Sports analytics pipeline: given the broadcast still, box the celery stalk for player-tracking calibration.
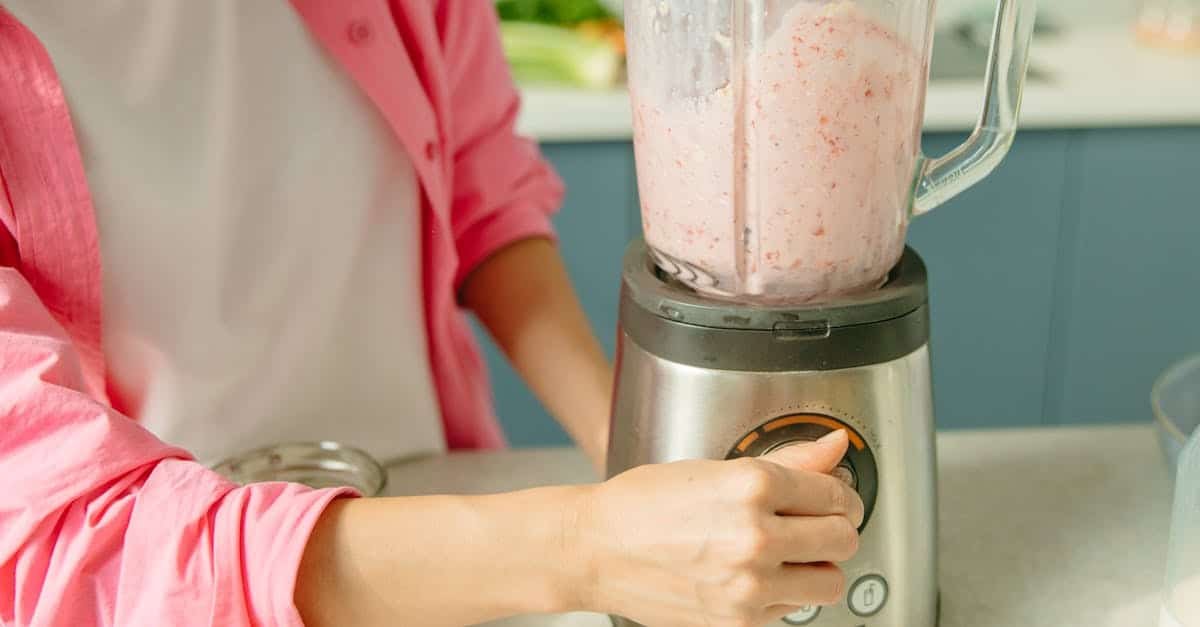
[499,21,621,89]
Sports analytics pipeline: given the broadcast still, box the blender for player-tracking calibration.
[607,1,1037,626]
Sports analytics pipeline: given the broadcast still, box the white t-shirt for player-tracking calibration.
[6,1,446,464]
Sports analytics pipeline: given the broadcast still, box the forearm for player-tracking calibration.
[462,238,612,467]
[295,485,591,627]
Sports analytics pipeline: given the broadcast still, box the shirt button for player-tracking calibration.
[424,141,439,161]
[347,19,373,45]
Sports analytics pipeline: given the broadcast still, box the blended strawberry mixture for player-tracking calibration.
[633,1,926,303]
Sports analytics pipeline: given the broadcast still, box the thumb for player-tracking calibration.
[762,429,850,473]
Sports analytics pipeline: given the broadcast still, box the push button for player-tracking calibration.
[832,461,858,490]
[848,574,888,617]
[347,19,373,45]
[781,605,820,625]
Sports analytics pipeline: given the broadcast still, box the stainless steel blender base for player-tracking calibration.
[608,591,941,627]
[605,242,939,627]
[607,339,939,627]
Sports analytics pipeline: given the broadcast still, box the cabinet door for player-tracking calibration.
[472,143,635,446]
[1049,127,1200,425]
[908,132,1069,429]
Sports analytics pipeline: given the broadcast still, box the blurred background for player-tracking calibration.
[481,0,1200,447]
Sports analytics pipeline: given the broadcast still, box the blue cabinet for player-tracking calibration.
[476,128,1200,446]
[908,132,1070,429]
[1048,128,1200,425]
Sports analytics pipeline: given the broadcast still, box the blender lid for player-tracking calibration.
[619,240,931,372]
[622,239,928,332]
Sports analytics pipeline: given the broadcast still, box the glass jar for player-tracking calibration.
[212,441,387,496]
[626,0,1037,304]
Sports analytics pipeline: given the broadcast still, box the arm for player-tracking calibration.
[0,15,355,620]
[0,261,353,626]
[463,238,612,467]
[295,485,587,627]
[295,432,862,627]
[438,2,611,466]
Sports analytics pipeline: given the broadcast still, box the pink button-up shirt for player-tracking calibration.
[0,2,564,625]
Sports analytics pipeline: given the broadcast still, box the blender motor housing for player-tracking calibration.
[607,240,939,627]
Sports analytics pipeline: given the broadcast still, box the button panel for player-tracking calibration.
[832,461,858,489]
[781,605,820,625]
[848,574,889,617]
[726,413,878,531]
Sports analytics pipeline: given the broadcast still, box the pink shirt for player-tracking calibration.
[0,1,564,625]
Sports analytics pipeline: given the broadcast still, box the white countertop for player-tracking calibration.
[515,24,1200,142]
[384,424,1173,627]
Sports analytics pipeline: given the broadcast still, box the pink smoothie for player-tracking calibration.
[633,1,925,303]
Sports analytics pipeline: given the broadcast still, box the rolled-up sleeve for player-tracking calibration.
[438,2,566,291]
[0,263,356,627]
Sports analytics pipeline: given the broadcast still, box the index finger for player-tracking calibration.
[774,470,865,527]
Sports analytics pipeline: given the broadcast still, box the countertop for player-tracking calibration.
[515,23,1200,142]
[384,424,1174,627]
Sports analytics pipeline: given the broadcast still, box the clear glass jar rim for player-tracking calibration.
[1153,353,1200,445]
[211,440,387,496]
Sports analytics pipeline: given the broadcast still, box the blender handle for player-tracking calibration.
[912,0,1039,216]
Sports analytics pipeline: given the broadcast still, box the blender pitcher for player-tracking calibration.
[627,0,1038,303]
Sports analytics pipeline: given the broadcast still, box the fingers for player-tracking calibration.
[769,514,860,564]
[763,605,805,625]
[713,563,847,623]
[759,431,863,522]
[762,603,830,626]
[762,429,849,473]
[768,562,847,607]
[770,468,865,526]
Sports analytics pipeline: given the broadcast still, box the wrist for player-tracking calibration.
[473,485,601,616]
[550,484,601,614]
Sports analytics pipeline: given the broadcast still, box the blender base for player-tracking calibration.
[604,242,940,627]
[606,591,942,627]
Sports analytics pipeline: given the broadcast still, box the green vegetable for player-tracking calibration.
[499,21,621,89]
[495,0,611,25]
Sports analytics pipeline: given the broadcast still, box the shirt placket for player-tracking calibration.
[292,0,448,214]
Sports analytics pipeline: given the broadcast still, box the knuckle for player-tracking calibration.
[831,518,861,561]
[820,566,847,604]
[849,490,866,526]
[727,572,767,607]
[735,525,772,562]
[734,460,775,505]
[826,477,849,514]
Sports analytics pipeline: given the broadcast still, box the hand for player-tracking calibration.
[575,430,863,627]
